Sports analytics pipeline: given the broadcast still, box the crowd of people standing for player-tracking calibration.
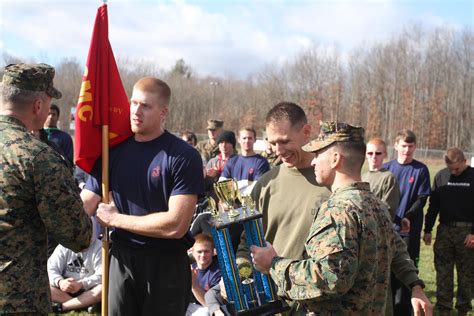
[1,62,473,316]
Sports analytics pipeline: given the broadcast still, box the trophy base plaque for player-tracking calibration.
[230,299,289,316]
[210,204,289,315]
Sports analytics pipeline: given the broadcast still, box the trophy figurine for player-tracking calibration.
[214,179,240,218]
[240,194,255,215]
[207,181,288,315]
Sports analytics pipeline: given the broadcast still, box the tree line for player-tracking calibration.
[2,24,472,153]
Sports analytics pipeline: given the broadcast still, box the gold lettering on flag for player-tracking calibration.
[78,66,94,122]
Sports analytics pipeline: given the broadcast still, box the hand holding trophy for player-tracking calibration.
[207,179,287,315]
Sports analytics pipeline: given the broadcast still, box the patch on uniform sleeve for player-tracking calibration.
[305,215,344,263]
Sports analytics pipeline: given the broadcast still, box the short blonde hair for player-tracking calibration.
[133,77,171,106]
[367,137,387,151]
[194,233,214,249]
[239,127,256,138]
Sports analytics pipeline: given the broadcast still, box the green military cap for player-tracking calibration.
[2,63,62,99]
[207,119,224,130]
[302,121,365,153]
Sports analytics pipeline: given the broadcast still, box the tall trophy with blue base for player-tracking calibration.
[209,179,289,315]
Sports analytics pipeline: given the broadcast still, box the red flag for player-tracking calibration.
[74,4,132,173]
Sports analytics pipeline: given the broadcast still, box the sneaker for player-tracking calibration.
[87,303,101,313]
[51,302,63,313]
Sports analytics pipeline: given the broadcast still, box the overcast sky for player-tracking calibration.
[0,0,472,78]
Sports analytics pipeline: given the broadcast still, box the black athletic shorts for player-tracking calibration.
[108,243,191,316]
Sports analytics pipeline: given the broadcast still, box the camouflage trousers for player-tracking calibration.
[433,224,474,313]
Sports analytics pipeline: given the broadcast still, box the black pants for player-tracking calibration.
[392,235,420,316]
[109,243,191,316]
[391,273,413,316]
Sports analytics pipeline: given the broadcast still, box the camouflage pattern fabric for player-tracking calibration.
[433,224,474,313]
[196,139,219,164]
[260,150,282,168]
[206,119,223,130]
[0,115,92,313]
[302,121,365,153]
[2,63,62,99]
[270,182,396,315]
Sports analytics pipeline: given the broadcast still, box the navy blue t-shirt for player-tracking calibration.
[221,154,270,182]
[86,131,204,250]
[192,257,222,291]
[384,159,431,235]
[45,128,73,164]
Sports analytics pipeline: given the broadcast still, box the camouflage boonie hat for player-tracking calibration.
[207,119,224,130]
[2,63,62,99]
[302,121,365,153]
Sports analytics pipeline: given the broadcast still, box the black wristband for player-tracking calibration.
[271,256,283,268]
[409,279,425,289]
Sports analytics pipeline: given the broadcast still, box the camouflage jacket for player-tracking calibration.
[0,115,92,314]
[270,182,396,315]
[196,139,219,164]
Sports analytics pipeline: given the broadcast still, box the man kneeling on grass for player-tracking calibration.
[47,238,102,312]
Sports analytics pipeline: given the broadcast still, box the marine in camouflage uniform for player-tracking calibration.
[196,119,223,164]
[0,63,92,315]
[253,122,398,315]
[272,182,397,314]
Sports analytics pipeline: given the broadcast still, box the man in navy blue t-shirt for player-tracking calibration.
[82,77,204,315]
[220,127,270,195]
[44,104,74,165]
[384,129,430,316]
[187,233,221,315]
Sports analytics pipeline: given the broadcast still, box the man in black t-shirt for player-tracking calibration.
[423,148,474,316]
[82,77,204,315]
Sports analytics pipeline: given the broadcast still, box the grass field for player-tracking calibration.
[55,244,473,316]
[54,160,474,316]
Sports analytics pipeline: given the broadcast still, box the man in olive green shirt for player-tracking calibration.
[362,137,400,220]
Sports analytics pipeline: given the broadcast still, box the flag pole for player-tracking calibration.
[101,125,110,316]
[75,3,132,313]
[100,4,109,312]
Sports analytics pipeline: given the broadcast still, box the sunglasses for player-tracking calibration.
[367,152,382,156]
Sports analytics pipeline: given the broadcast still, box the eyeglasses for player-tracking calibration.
[367,152,382,156]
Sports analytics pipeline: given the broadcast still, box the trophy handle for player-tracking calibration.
[207,196,217,213]
[236,187,244,205]
[213,182,226,204]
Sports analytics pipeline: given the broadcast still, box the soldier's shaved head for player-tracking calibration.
[333,142,367,175]
[1,83,48,112]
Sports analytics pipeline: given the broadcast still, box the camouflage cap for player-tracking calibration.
[2,63,62,99]
[207,119,224,130]
[302,121,365,153]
